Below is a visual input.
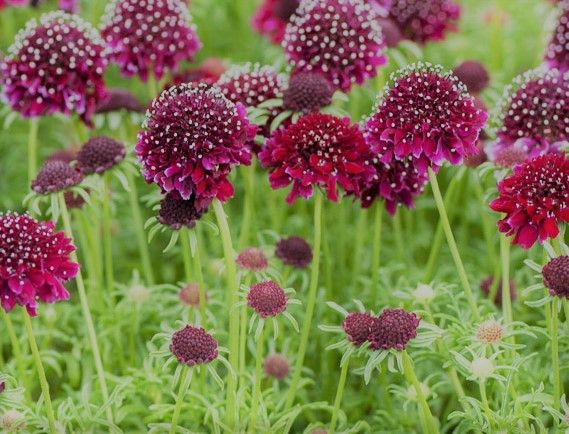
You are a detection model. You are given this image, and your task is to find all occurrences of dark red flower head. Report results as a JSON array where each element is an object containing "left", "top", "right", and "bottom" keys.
[
  {"left": 77, "top": 136, "right": 126, "bottom": 175},
  {"left": 157, "top": 192, "right": 206, "bottom": 230},
  {"left": 275, "top": 236, "right": 312, "bottom": 268},
  {"left": 453, "top": 60, "right": 490, "bottom": 94},
  {"left": 264, "top": 353, "right": 289, "bottom": 380},
  {"left": 283, "top": 0, "right": 387, "bottom": 92},
  {"left": 95, "top": 88, "right": 146, "bottom": 114},
  {"left": 479, "top": 276, "right": 517, "bottom": 307},
  {"left": 369, "top": 308, "right": 420, "bottom": 351},
  {"left": 31, "top": 160, "right": 83, "bottom": 194},
  {"left": 0, "top": 12, "right": 108, "bottom": 125},
  {"left": 283, "top": 72, "right": 334, "bottom": 114},
  {"left": 169, "top": 325, "right": 218, "bottom": 366},
  {"left": 252, "top": 0, "right": 300, "bottom": 44},
  {"left": 388, "top": 0, "right": 460, "bottom": 44},
  {"left": 342, "top": 312, "right": 374, "bottom": 346},
  {"left": 0, "top": 212, "right": 79, "bottom": 316},
  {"left": 100, "top": 0, "right": 201, "bottom": 81},
  {"left": 259, "top": 113, "right": 374, "bottom": 203},
  {"left": 366, "top": 63, "right": 488, "bottom": 174},
  {"left": 236, "top": 247, "right": 269, "bottom": 272},
  {"left": 543, "top": 256, "right": 569, "bottom": 298},
  {"left": 545, "top": 3, "right": 569, "bottom": 71},
  {"left": 247, "top": 280, "right": 288, "bottom": 318},
  {"left": 490, "top": 153, "right": 569, "bottom": 249},
  {"left": 377, "top": 17, "right": 404, "bottom": 48},
  {"left": 136, "top": 83, "right": 256, "bottom": 209}
]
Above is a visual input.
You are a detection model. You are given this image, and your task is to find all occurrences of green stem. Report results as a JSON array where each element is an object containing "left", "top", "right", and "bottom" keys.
[
  {"left": 352, "top": 210, "right": 368, "bottom": 280},
  {"left": 76, "top": 211, "right": 104, "bottom": 312},
  {"left": 285, "top": 191, "right": 323, "bottom": 410},
  {"left": 239, "top": 161, "right": 256, "bottom": 249},
  {"left": 59, "top": 194, "right": 114, "bottom": 425},
  {"left": 330, "top": 356, "right": 350, "bottom": 433},
  {"left": 170, "top": 367, "right": 193, "bottom": 434},
  {"left": 500, "top": 235, "right": 513, "bottom": 325},
  {"left": 2, "top": 311, "right": 28, "bottom": 399},
  {"left": 472, "top": 174, "right": 497, "bottom": 270},
  {"left": 102, "top": 173, "right": 115, "bottom": 304},
  {"left": 22, "top": 313, "right": 57, "bottom": 434},
  {"left": 479, "top": 381, "right": 493, "bottom": 426},
  {"left": 27, "top": 118, "right": 39, "bottom": 187},
  {"left": 213, "top": 199, "right": 240, "bottom": 429},
  {"left": 428, "top": 168, "right": 480, "bottom": 321},
  {"left": 192, "top": 230, "right": 207, "bottom": 325},
  {"left": 248, "top": 325, "right": 266, "bottom": 433},
  {"left": 180, "top": 228, "right": 193, "bottom": 283},
  {"left": 392, "top": 210, "right": 405, "bottom": 264},
  {"left": 239, "top": 275, "right": 252, "bottom": 386},
  {"left": 551, "top": 298, "right": 561, "bottom": 411},
  {"left": 371, "top": 203, "right": 383, "bottom": 306}
]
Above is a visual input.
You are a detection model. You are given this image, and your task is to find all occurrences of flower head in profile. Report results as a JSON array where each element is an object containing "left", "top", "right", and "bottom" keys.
[
  {"left": 253, "top": 0, "right": 300, "bottom": 44},
  {"left": 179, "top": 283, "right": 208, "bottom": 307},
  {"left": 0, "top": 12, "right": 107, "bottom": 125},
  {"left": 453, "top": 60, "right": 490, "bottom": 95},
  {"left": 259, "top": 113, "right": 375, "bottom": 203},
  {"left": 264, "top": 353, "right": 290, "bottom": 380},
  {"left": 0, "top": 212, "right": 79, "bottom": 316},
  {"left": 342, "top": 311, "right": 374, "bottom": 346},
  {"left": 77, "top": 136, "right": 126, "bottom": 175},
  {"left": 275, "top": 236, "right": 312, "bottom": 268},
  {"left": 236, "top": 247, "right": 269, "bottom": 273},
  {"left": 283, "top": 0, "right": 386, "bottom": 91},
  {"left": 100, "top": 0, "right": 201, "bottom": 81},
  {"left": 490, "top": 153, "right": 569, "bottom": 249},
  {"left": 31, "top": 160, "right": 83, "bottom": 195},
  {"left": 545, "top": 3, "right": 569, "bottom": 71}
]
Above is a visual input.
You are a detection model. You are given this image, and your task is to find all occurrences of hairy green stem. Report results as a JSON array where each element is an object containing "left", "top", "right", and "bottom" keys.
[
  {"left": 27, "top": 118, "right": 39, "bottom": 187},
  {"left": 371, "top": 203, "right": 383, "bottom": 306},
  {"left": 330, "top": 356, "right": 350, "bottom": 433},
  {"left": 551, "top": 298, "right": 561, "bottom": 411},
  {"left": 2, "top": 311, "right": 28, "bottom": 399},
  {"left": 479, "top": 381, "right": 493, "bottom": 427},
  {"left": 102, "top": 173, "right": 115, "bottom": 304},
  {"left": 180, "top": 228, "right": 193, "bottom": 284},
  {"left": 248, "top": 325, "right": 266, "bottom": 433},
  {"left": 500, "top": 235, "right": 513, "bottom": 325},
  {"left": 239, "top": 161, "right": 256, "bottom": 249},
  {"left": 170, "top": 367, "right": 193, "bottom": 434},
  {"left": 239, "top": 275, "right": 252, "bottom": 386},
  {"left": 392, "top": 210, "right": 405, "bottom": 264}
]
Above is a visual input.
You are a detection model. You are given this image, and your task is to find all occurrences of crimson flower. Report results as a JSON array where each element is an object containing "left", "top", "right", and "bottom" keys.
[
  {"left": 543, "top": 256, "right": 569, "bottom": 298},
  {"left": 368, "top": 308, "right": 420, "bottom": 351},
  {"left": 342, "top": 312, "right": 374, "bottom": 346},
  {"left": 247, "top": 280, "right": 288, "bottom": 318},
  {"left": 170, "top": 325, "right": 218, "bottom": 366}
]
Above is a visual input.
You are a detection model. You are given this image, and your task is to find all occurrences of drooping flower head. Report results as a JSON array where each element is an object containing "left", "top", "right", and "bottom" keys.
[
  {"left": 453, "top": 60, "right": 490, "bottom": 95},
  {"left": 77, "top": 136, "right": 126, "bottom": 175},
  {"left": 282, "top": 0, "right": 387, "bottom": 92},
  {"left": 0, "top": 212, "right": 79, "bottom": 316},
  {"left": 368, "top": 308, "right": 420, "bottom": 350},
  {"left": 169, "top": 325, "right": 218, "bottom": 366},
  {"left": 543, "top": 256, "right": 569, "bottom": 298},
  {"left": 264, "top": 353, "right": 290, "bottom": 380},
  {"left": 492, "top": 69, "right": 569, "bottom": 160},
  {"left": 479, "top": 276, "right": 517, "bottom": 307},
  {"left": 31, "top": 160, "right": 83, "bottom": 194},
  {"left": 100, "top": 0, "right": 201, "bottom": 81},
  {"left": 282, "top": 72, "right": 334, "bottom": 114},
  {"left": 136, "top": 83, "right": 256, "bottom": 209},
  {"left": 236, "top": 247, "right": 269, "bottom": 272},
  {"left": 342, "top": 311, "right": 374, "bottom": 346},
  {"left": 253, "top": 0, "right": 300, "bottom": 44},
  {"left": 366, "top": 63, "right": 488, "bottom": 174},
  {"left": 490, "top": 153, "right": 569, "bottom": 249},
  {"left": 95, "top": 88, "right": 146, "bottom": 114},
  {"left": 259, "top": 113, "right": 374, "bottom": 203},
  {"left": 0, "top": 12, "right": 108, "bottom": 125},
  {"left": 157, "top": 192, "right": 206, "bottom": 230},
  {"left": 388, "top": 0, "right": 460, "bottom": 44},
  {"left": 275, "top": 236, "right": 312, "bottom": 268},
  {"left": 247, "top": 280, "right": 288, "bottom": 318},
  {"left": 545, "top": 2, "right": 569, "bottom": 71}
]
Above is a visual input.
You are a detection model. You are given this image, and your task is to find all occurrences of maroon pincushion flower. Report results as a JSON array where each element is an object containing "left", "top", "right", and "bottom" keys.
[
  {"left": 157, "top": 192, "right": 206, "bottom": 230},
  {"left": 100, "top": 0, "right": 201, "bottom": 81},
  {"left": 77, "top": 136, "right": 126, "bottom": 175},
  {"left": 543, "top": 256, "right": 569, "bottom": 298},
  {"left": 275, "top": 236, "right": 312, "bottom": 268},
  {"left": 0, "top": 212, "right": 79, "bottom": 316},
  {"left": 282, "top": 0, "right": 387, "bottom": 92},
  {"left": 252, "top": 0, "right": 300, "bottom": 44},
  {"left": 479, "top": 276, "right": 517, "bottom": 307},
  {"left": 31, "top": 160, "right": 83, "bottom": 194},
  {"left": 342, "top": 312, "right": 374, "bottom": 346},
  {"left": 377, "top": 17, "right": 404, "bottom": 48},
  {"left": 282, "top": 72, "right": 334, "bottom": 114},
  {"left": 264, "top": 353, "right": 289, "bottom": 380},
  {"left": 545, "top": 4, "right": 569, "bottom": 71},
  {"left": 259, "top": 113, "right": 375, "bottom": 203},
  {"left": 367, "top": 64, "right": 487, "bottom": 173},
  {"left": 236, "top": 247, "right": 269, "bottom": 272},
  {"left": 169, "top": 325, "right": 218, "bottom": 366},
  {"left": 95, "top": 88, "right": 146, "bottom": 114},
  {"left": 453, "top": 60, "right": 490, "bottom": 94},
  {"left": 0, "top": 12, "right": 108, "bottom": 125},
  {"left": 369, "top": 308, "right": 420, "bottom": 351},
  {"left": 247, "top": 280, "right": 288, "bottom": 318},
  {"left": 388, "top": 0, "right": 460, "bottom": 44},
  {"left": 490, "top": 154, "right": 569, "bottom": 249},
  {"left": 136, "top": 83, "right": 256, "bottom": 209}
]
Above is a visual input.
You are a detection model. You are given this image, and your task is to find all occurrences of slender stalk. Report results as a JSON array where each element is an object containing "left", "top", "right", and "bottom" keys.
[
  {"left": 239, "top": 275, "right": 252, "bottom": 385},
  {"left": 428, "top": 168, "right": 480, "bottom": 321},
  {"left": 76, "top": 211, "right": 104, "bottom": 312},
  {"left": 285, "top": 191, "right": 323, "bottom": 410},
  {"left": 22, "top": 313, "right": 57, "bottom": 434},
  {"left": 212, "top": 199, "right": 240, "bottom": 429},
  {"left": 248, "top": 325, "right": 266, "bottom": 433},
  {"left": 191, "top": 229, "right": 207, "bottom": 325},
  {"left": 371, "top": 203, "right": 383, "bottom": 305},
  {"left": 352, "top": 210, "right": 368, "bottom": 280},
  {"left": 169, "top": 367, "right": 193, "bottom": 434},
  {"left": 2, "top": 310, "right": 28, "bottom": 397},
  {"left": 180, "top": 228, "right": 193, "bottom": 283},
  {"left": 479, "top": 381, "right": 493, "bottom": 427},
  {"left": 500, "top": 235, "right": 513, "bottom": 325},
  {"left": 102, "top": 173, "right": 115, "bottom": 304},
  {"left": 330, "top": 356, "right": 350, "bottom": 433},
  {"left": 239, "top": 161, "right": 256, "bottom": 249},
  {"left": 27, "top": 118, "right": 39, "bottom": 187},
  {"left": 551, "top": 298, "right": 561, "bottom": 411},
  {"left": 472, "top": 174, "right": 497, "bottom": 270},
  {"left": 59, "top": 194, "right": 114, "bottom": 424},
  {"left": 392, "top": 210, "right": 405, "bottom": 264}
]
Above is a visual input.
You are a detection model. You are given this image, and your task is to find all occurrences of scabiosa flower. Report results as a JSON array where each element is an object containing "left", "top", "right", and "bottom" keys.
[
  {"left": 47, "top": 149, "right": 77, "bottom": 164},
  {"left": 136, "top": 83, "right": 256, "bottom": 208},
  {"left": 260, "top": 113, "right": 374, "bottom": 203},
  {"left": 489, "top": 153, "right": 569, "bottom": 249},
  {"left": 282, "top": 72, "right": 334, "bottom": 114},
  {"left": 157, "top": 193, "right": 206, "bottom": 230},
  {"left": 282, "top": 0, "right": 387, "bottom": 92},
  {"left": 100, "top": 0, "right": 201, "bottom": 81},
  {"left": 545, "top": 3, "right": 569, "bottom": 71},
  {"left": 264, "top": 353, "right": 290, "bottom": 380},
  {"left": 247, "top": 280, "right": 288, "bottom": 318},
  {"left": 542, "top": 256, "right": 569, "bottom": 298},
  {"left": 0, "top": 212, "right": 79, "bottom": 315},
  {"left": 169, "top": 324, "right": 218, "bottom": 366},
  {"left": 479, "top": 276, "right": 517, "bottom": 306},
  {"left": 95, "top": 88, "right": 146, "bottom": 114},
  {"left": 253, "top": 0, "right": 300, "bottom": 44},
  {"left": 388, "top": 0, "right": 460, "bottom": 44},
  {"left": 275, "top": 236, "right": 312, "bottom": 268},
  {"left": 366, "top": 63, "right": 488, "bottom": 173},
  {"left": 475, "top": 319, "right": 503, "bottom": 344},
  {"left": 31, "top": 160, "right": 83, "bottom": 194},
  {"left": 236, "top": 247, "right": 269, "bottom": 272},
  {"left": 369, "top": 308, "right": 420, "bottom": 351},
  {"left": 453, "top": 60, "right": 490, "bottom": 94},
  {"left": 77, "top": 136, "right": 126, "bottom": 175},
  {"left": 0, "top": 12, "right": 108, "bottom": 125},
  {"left": 492, "top": 69, "right": 569, "bottom": 159},
  {"left": 342, "top": 311, "right": 374, "bottom": 346},
  {"left": 179, "top": 283, "right": 208, "bottom": 307}
]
